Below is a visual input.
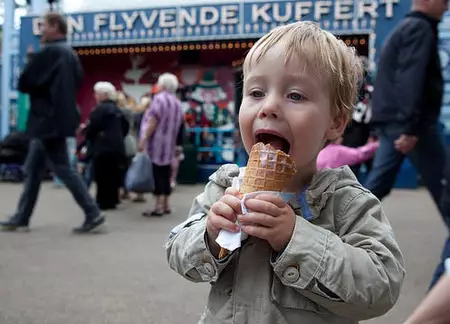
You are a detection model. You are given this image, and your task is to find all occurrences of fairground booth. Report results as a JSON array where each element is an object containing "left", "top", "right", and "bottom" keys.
[{"left": 18, "top": 0, "right": 410, "bottom": 182}]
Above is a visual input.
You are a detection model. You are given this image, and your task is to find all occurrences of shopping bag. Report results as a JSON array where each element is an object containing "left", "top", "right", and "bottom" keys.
[
  {"left": 124, "top": 134, "right": 138, "bottom": 157},
  {"left": 125, "top": 152, "right": 154, "bottom": 193}
]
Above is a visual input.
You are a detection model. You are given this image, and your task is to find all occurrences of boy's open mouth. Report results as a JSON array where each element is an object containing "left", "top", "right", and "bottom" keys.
[{"left": 255, "top": 132, "right": 291, "bottom": 154}]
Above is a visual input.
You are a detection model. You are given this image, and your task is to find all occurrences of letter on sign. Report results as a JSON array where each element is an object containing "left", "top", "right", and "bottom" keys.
[
  {"left": 358, "top": 0, "right": 378, "bottom": 19},
  {"left": 382, "top": 0, "right": 399, "bottom": 18},
  {"left": 273, "top": 3, "right": 292, "bottom": 23},
  {"left": 314, "top": 1, "right": 332, "bottom": 21},
  {"left": 252, "top": 4, "right": 272, "bottom": 23},
  {"left": 67, "top": 15, "right": 84, "bottom": 34},
  {"left": 295, "top": 2, "right": 312, "bottom": 21},
  {"left": 94, "top": 13, "right": 108, "bottom": 31},
  {"left": 109, "top": 13, "right": 125, "bottom": 31},
  {"left": 121, "top": 11, "right": 139, "bottom": 30},
  {"left": 140, "top": 11, "right": 159, "bottom": 29},
  {"left": 200, "top": 7, "right": 219, "bottom": 26},
  {"left": 335, "top": 0, "right": 353, "bottom": 20},
  {"left": 160, "top": 9, "right": 177, "bottom": 28},
  {"left": 221, "top": 5, "right": 239, "bottom": 24},
  {"left": 179, "top": 8, "right": 196, "bottom": 26}
]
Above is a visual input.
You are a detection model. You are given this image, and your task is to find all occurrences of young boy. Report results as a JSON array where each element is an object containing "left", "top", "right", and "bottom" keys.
[{"left": 166, "top": 22, "right": 405, "bottom": 323}]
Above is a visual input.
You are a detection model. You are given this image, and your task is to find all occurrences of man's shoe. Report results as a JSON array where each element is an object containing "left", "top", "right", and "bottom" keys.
[
  {"left": 72, "top": 215, "right": 105, "bottom": 234},
  {"left": 0, "top": 220, "right": 29, "bottom": 232}
]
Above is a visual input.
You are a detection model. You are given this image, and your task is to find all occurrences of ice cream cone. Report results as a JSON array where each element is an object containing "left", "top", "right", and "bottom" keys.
[
  {"left": 218, "top": 143, "right": 296, "bottom": 259},
  {"left": 240, "top": 142, "right": 297, "bottom": 194}
]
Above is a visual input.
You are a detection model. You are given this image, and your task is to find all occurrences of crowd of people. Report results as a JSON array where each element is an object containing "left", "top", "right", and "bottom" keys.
[
  {"left": 0, "top": 12, "right": 185, "bottom": 233},
  {"left": 1, "top": 0, "right": 450, "bottom": 322},
  {"left": 72, "top": 76, "right": 184, "bottom": 214}
]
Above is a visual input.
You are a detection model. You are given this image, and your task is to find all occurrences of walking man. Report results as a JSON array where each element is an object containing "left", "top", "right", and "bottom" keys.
[
  {"left": 1, "top": 12, "right": 104, "bottom": 233},
  {"left": 365, "top": 0, "right": 449, "bottom": 289},
  {"left": 366, "top": 0, "right": 448, "bottom": 212}
]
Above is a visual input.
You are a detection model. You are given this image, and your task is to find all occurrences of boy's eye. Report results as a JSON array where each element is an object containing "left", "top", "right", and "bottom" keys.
[
  {"left": 250, "top": 90, "right": 265, "bottom": 98},
  {"left": 287, "top": 92, "right": 304, "bottom": 101}
]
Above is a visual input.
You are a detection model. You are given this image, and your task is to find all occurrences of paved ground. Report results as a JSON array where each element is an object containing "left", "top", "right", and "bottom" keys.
[{"left": 0, "top": 182, "right": 447, "bottom": 324}]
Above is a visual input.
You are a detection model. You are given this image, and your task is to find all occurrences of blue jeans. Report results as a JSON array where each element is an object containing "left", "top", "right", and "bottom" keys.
[
  {"left": 83, "top": 161, "right": 93, "bottom": 189},
  {"left": 365, "top": 123, "right": 448, "bottom": 289},
  {"left": 10, "top": 138, "right": 100, "bottom": 225},
  {"left": 53, "top": 137, "right": 77, "bottom": 187},
  {"left": 365, "top": 123, "right": 446, "bottom": 215},
  {"left": 430, "top": 236, "right": 450, "bottom": 288}
]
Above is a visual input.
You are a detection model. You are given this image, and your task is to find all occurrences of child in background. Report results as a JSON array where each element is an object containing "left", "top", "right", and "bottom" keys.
[
  {"left": 166, "top": 22, "right": 404, "bottom": 323},
  {"left": 317, "top": 137, "right": 379, "bottom": 170}
]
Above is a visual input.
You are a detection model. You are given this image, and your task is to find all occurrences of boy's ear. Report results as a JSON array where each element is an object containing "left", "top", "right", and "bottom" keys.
[{"left": 326, "top": 115, "right": 348, "bottom": 141}]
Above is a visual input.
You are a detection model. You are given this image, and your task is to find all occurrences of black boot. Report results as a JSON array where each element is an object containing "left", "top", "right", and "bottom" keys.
[
  {"left": 72, "top": 215, "right": 105, "bottom": 234},
  {"left": 0, "top": 218, "right": 29, "bottom": 232}
]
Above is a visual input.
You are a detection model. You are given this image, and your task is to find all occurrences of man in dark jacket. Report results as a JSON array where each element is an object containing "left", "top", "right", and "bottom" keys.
[
  {"left": 365, "top": 0, "right": 449, "bottom": 289},
  {"left": 0, "top": 12, "right": 104, "bottom": 233},
  {"left": 366, "top": 0, "right": 448, "bottom": 210}
]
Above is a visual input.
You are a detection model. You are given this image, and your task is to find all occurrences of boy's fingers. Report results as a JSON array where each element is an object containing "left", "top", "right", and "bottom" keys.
[
  {"left": 211, "top": 201, "right": 238, "bottom": 222},
  {"left": 208, "top": 212, "right": 240, "bottom": 233},
  {"left": 238, "top": 212, "right": 276, "bottom": 228},
  {"left": 255, "top": 194, "right": 287, "bottom": 208},
  {"left": 225, "top": 187, "right": 242, "bottom": 198},
  {"left": 221, "top": 194, "right": 242, "bottom": 214},
  {"left": 241, "top": 224, "right": 270, "bottom": 240},
  {"left": 245, "top": 198, "right": 282, "bottom": 217}
]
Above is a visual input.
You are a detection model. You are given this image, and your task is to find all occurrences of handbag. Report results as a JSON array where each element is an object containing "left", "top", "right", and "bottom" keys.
[
  {"left": 125, "top": 152, "right": 154, "bottom": 193},
  {"left": 124, "top": 134, "right": 138, "bottom": 157}
]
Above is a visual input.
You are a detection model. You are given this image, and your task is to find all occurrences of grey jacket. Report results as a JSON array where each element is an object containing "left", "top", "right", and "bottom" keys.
[{"left": 166, "top": 164, "right": 405, "bottom": 324}]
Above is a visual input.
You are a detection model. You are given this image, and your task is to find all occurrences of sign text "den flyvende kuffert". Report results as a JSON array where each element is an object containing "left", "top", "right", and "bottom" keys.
[{"left": 32, "top": 0, "right": 399, "bottom": 35}]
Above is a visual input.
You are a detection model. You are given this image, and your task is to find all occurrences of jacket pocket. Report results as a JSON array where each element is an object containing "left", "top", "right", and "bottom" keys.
[{"left": 271, "top": 276, "right": 328, "bottom": 314}]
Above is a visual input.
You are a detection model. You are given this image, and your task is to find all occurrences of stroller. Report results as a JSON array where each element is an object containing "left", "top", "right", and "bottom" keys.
[{"left": 0, "top": 131, "right": 30, "bottom": 182}]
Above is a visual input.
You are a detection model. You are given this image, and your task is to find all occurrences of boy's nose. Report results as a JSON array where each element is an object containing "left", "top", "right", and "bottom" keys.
[{"left": 258, "top": 98, "right": 280, "bottom": 119}]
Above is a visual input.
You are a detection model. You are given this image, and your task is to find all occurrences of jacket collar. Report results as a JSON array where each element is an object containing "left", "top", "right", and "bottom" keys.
[
  {"left": 407, "top": 11, "right": 439, "bottom": 35},
  {"left": 289, "top": 167, "right": 358, "bottom": 221}
]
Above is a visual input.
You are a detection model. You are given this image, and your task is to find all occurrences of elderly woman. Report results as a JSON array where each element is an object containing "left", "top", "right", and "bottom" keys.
[
  {"left": 84, "top": 82, "right": 129, "bottom": 210},
  {"left": 139, "top": 73, "right": 183, "bottom": 217}
]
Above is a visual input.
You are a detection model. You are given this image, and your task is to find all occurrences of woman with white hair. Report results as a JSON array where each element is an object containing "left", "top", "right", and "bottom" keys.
[
  {"left": 139, "top": 73, "right": 184, "bottom": 217},
  {"left": 83, "top": 82, "right": 129, "bottom": 210}
]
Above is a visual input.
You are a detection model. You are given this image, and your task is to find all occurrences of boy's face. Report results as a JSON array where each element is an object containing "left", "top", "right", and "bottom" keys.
[{"left": 239, "top": 43, "right": 345, "bottom": 181}]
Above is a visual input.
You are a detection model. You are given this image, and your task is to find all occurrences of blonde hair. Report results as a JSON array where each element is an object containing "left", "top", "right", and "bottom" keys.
[
  {"left": 157, "top": 73, "right": 179, "bottom": 93},
  {"left": 243, "top": 21, "right": 363, "bottom": 123}
]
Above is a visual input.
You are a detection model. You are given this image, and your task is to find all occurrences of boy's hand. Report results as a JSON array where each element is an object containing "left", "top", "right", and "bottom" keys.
[
  {"left": 238, "top": 194, "right": 296, "bottom": 252},
  {"left": 206, "top": 188, "right": 242, "bottom": 255}
]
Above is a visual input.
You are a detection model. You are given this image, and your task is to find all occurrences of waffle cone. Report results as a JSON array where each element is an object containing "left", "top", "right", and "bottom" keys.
[{"left": 240, "top": 143, "right": 297, "bottom": 195}]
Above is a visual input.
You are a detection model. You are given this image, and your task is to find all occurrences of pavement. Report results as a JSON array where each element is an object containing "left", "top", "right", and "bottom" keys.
[{"left": 0, "top": 182, "right": 448, "bottom": 324}]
